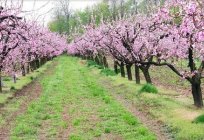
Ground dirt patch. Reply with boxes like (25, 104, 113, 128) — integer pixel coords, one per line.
(0, 61, 58, 139)
(96, 133, 123, 140)
(100, 79, 172, 140)
(174, 109, 200, 121)
(0, 81, 42, 139)
(57, 106, 72, 139)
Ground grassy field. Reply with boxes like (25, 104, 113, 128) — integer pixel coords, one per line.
(0, 61, 52, 104)
(0, 56, 155, 140)
(0, 56, 203, 139)
(94, 63, 204, 139)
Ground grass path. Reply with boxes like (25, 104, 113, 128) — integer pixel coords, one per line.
(5, 56, 156, 140)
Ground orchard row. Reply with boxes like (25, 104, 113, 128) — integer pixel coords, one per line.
(68, 0, 204, 107)
(0, 6, 67, 91)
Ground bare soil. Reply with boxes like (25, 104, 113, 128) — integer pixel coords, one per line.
(0, 81, 42, 140)
(100, 79, 172, 140)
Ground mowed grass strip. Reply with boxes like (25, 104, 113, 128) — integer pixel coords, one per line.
(10, 56, 156, 140)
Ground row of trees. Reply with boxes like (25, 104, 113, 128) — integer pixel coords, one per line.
(67, 0, 204, 108)
(0, 6, 67, 92)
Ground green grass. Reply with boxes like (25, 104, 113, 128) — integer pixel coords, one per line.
(95, 69, 204, 140)
(193, 114, 204, 124)
(87, 60, 103, 69)
(5, 56, 203, 139)
(139, 84, 158, 94)
(0, 61, 52, 104)
(100, 68, 117, 76)
(0, 61, 54, 127)
(10, 56, 156, 140)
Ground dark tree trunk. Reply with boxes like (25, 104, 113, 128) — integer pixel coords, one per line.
(40, 57, 46, 66)
(21, 65, 26, 76)
(95, 56, 100, 65)
(36, 59, 40, 69)
(13, 74, 16, 83)
(135, 64, 140, 84)
(103, 56, 109, 68)
(90, 56, 94, 61)
(30, 61, 36, 71)
(191, 74, 203, 107)
(47, 57, 51, 61)
(40, 58, 43, 66)
(126, 64, 132, 81)
(41, 57, 47, 65)
(0, 69, 2, 93)
(141, 67, 152, 84)
(120, 62, 125, 78)
(114, 60, 118, 74)
(30, 62, 33, 72)
(98, 55, 103, 66)
(26, 63, 30, 74)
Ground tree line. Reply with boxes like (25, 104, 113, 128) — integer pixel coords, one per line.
(67, 0, 204, 108)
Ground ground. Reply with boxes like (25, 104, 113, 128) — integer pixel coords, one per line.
(0, 56, 203, 140)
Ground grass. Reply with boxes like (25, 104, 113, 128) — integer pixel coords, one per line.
(0, 61, 52, 104)
(100, 68, 117, 76)
(193, 114, 204, 124)
(0, 61, 54, 127)
(3, 56, 203, 139)
(94, 68, 204, 140)
(10, 56, 156, 140)
(139, 84, 158, 94)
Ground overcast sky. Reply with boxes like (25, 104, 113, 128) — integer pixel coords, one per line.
(4, 0, 102, 26)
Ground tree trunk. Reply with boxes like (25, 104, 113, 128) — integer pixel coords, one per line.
(0, 69, 2, 93)
(135, 64, 140, 84)
(41, 57, 47, 65)
(30, 61, 37, 71)
(21, 65, 26, 76)
(114, 60, 118, 74)
(36, 59, 40, 69)
(141, 67, 152, 84)
(95, 56, 100, 65)
(126, 64, 132, 81)
(26, 63, 30, 74)
(120, 62, 125, 78)
(103, 56, 109, 68)
(98, 55, 103, 66)
(13, 74, 16, 83)
(191, 75, 203, 107)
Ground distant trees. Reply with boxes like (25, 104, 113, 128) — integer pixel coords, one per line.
(49, 0, 142, 36)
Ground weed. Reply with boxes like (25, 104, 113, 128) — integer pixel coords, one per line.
(10, 86, 15, 91)
(193, 114, 204, 123)
(123, 114, 138, 125)
(139, 84, 158, 94)
(69, 135, 82, 140)
(73, 119, 81, 126)
(105, 128, 111, 133)
(30, 76, 34, 80)
(100, 68, 116, 76)
(87, 60, 98, 67)
(103, 96, 111, 104)
(3, 77, 11, 81)
(87, 60, 103, 69)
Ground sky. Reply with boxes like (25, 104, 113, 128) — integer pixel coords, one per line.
(3, 0, 102, 26)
